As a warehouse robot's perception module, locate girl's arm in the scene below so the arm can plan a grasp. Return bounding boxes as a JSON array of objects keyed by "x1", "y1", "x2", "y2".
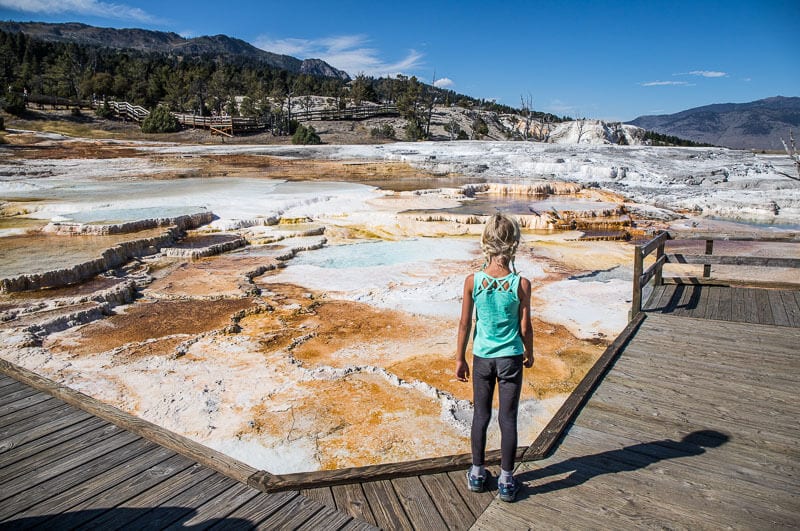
[
  {"x1": 519, "y1": 277, "x2": 534, "y2": 368},
  {"x1": 455, "y1": 274, "x2": 475, "y2": 382}
]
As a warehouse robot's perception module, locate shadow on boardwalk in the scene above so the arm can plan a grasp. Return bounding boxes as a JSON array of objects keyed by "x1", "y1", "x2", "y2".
[
  {"x1": 0, "y1": 506, "x2": 257, "y2": 530},
  {"x1": 516, "y1": 430, "x2": 729, "y2": 499}
]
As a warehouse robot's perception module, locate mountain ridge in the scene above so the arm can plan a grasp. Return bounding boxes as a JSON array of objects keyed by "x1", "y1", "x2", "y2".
[
  {"x1": 0, "y1": 21, "x2": 350, "y2": 81},
  {"x1": 627, "y1": 96, "x2": 800, "y2": 150}
]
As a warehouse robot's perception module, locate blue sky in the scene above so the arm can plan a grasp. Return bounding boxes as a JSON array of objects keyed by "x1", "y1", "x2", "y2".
[{"x1": 1, "y1": 0, "x2": 797, "y2": 121}]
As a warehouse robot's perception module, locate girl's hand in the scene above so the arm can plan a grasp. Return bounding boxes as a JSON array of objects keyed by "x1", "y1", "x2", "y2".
[
  {"x1": 455, "y1": 359, "x2": 470, "y2": 382},
  {"x1": 523, "y1": 351, "x2": 534, "y2": 368}
]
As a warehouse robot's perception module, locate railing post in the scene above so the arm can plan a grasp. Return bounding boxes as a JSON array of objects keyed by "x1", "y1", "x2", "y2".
[
  {"x1": 703, "y1": 239, "x2": 714, "y2": 278},
  {"x1": 630, "y1": 244, "x2": 643, "y2": 321},
  {"x1": 654, "y1": 240, "x2": 665, "y2": 286}
]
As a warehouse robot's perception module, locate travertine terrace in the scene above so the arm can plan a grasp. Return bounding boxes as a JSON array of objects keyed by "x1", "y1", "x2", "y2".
[{"x1": 2, "y1": 132, "x2": 795, "y2": 472}]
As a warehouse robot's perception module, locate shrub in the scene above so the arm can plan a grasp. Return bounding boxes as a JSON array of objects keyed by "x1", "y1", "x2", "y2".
[
  {"x1": 95, "y1": 101, "x2": 113, "y2": 119},
  {"x1": 370, "y1": 123, "x2": 395, "y2": 139},
  {"x1": 141, "y1": 105, "x2": 180, "y2": 133},
  {"x1": 71, "y1": 107, "x2": 82, "y2": 117},
  {"x1": 456, "y1": 130, "x2": 469, "y2": 140},
  {"x1": 404, "y1": 120, "x2": 425, "y2": 141},
  {"x1": 292, "y1": 124, "x2": 321, "y2": 145},
  {"x1": 1, "y1": 92, "x2": 27, "y2": 116}
]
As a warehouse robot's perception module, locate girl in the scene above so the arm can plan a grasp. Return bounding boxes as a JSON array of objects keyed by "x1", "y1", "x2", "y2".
[{"x1": 455, "y1": 213, "x2": 534, "y2": 503}]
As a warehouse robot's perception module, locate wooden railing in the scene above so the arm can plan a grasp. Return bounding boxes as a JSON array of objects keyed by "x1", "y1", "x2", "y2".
[{"x1": 630, "y1": 230, "x2": 800, "y2": 319}]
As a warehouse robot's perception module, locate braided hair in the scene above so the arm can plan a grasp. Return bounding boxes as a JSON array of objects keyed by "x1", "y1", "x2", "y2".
[{"x1": 480, "y1": 213, "x2": 521, "y2": 272}]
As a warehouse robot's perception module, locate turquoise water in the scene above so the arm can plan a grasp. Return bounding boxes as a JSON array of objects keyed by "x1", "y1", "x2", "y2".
[
  {"x1": 290, "y1": 238, "x2": 469, "y2": 269},
  {"x1": 708, "y1": 217, "x2": 800, "y2": 231},
  {"x1": 58, "y1": 206, "x2": 205, "y2": 224}
]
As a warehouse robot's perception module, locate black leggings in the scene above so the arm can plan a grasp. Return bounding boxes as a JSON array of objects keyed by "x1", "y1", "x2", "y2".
[{"x1": 471, "y1": 354, "x2": 523, "y2": 472}]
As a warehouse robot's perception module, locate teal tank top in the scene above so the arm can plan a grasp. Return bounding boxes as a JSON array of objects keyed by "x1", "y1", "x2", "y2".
[{"x1": 472, "y1": 271, "x2": 524, "y2": 358}]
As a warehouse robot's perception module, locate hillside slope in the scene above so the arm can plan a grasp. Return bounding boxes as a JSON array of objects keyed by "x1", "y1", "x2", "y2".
[
  {"x1": 0, "y1": 21, "x2": 350, "y2": 80},
  {"x1": 628, "y1": 96, "x2": 800, "y2": 150}
]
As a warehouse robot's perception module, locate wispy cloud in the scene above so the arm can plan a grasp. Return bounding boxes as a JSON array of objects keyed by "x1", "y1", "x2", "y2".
[
  {"x1": 0, "y1": 0, "x2": 162, "y2": 23},
  {"x1": 640, "y1": 80, "x2": 692, "y2": 87},
  {"x1": 433, "y1": 77, "x2": 454, "y2": 88},
  {"x1": 685, "y1": 70, "x2": 728, "y2": 78},
  {"x1": 253, "y1": 34, "x2": 424, "y2": 77}
]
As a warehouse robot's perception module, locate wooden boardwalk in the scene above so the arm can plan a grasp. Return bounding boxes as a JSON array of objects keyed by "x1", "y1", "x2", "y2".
[{"x1": 475, "y1": 284, "x2": 799, "y2": 529}]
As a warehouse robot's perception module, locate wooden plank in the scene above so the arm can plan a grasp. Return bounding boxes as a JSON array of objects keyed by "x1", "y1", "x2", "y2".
[
  {"x1": 165, "y1": 483, "x2": 259, "y2": 530},
  {"x1": 4, "y1": 444, "x2": 175, "y2": 522},
  {"x1": 332, "y1": 483, "x2": 378, "y2": 526},
  {"x1": 208, "y1": 490, "x2": 298, "y2": 530},
  {"x1": 0, "y1": 428, "x2": 140, "y2": 495},
  {"x1": 752, "y1": 288, "x2": 773, "y2": 325},
  {"x1": 767, "y1": 289, "x2": 792, "y2": 326},
  {"x1": 339, "y1": 519, "x2": 381, "y2": 531},
  {"x1": 256, "y1": 494, "x2": 326, "y2": 529},
  {"x1": 0, "y1": 386, "x2": 39, "y2": 408},
  {"x1": 666, "y1": 253, "x2": 800, "y2": 268},
  {"x1": 0, "y1": 394, "x2": 60, "y2": 427},
  {"x1": 419, "y1": 472, "x2": 475, "y2": 530},
  {"x1": 0, "y1": 421, "x2": 126, "y2": 485},
  {"x1": 46, "y1": 453, "x2": 195, "y2": 529},
  {"x1": 703, "y1": 285, "x2": 722, "y2": 320},
  {"x1": 781, "y1": 290, "x2": 800, "y2": 326},
  {"x1": 301, "y1": 486, "x2": 335, "y2": 508},
  {"x1": 0, "y1": 405, "x2": 93, "y2": 448},
  {"x1": 0, "y1": 416, "x2": 106, "y2": 467},
  {"x1": 0, "y1": 381, "x2": 27, "y2": 398},
  {"x1": 295, "y1": 502, "x2": 354, "y2": 530},
  {"x1": 390, "y1": 476, "x2": 447, "y2": 530},
  {"x1": 0, "y1": 395, "x2": 63, "y2": 429},
  {"x1": 360, "y1": 479, "x2": 413, "y2": 531},
  {"x1": 124, "y1": 471, "x2": 239, "y2": 530},
  {"x1": 0, "y1": 435, "x2": 155, "y2": 520},
  {"x1": 0, "y1": 359, "x2": 259, "y2": 487},
  {"x1": 0, "y1": 407, "x2": 93, "y2": 453},
  {"x1": 78, "y1": 464, "x2": 217, "y2": 529},
  {"x1": 663, "y1": 276, "x2": 800, "y2": 290},
  {"x1": 0, "y1": 375, "x2": 18, "y2": 389},
  {"x1": 667, "y1": 230, "x2": 800, "y2": 242}
]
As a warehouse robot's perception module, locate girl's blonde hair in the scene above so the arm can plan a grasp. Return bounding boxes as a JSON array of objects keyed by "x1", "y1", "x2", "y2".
[{"x1": 481, "y1": 213, "x2": 521, "y2": 270}]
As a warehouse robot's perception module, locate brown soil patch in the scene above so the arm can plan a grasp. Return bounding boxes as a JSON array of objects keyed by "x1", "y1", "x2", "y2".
[
  {"x1": 194, "y1": 154, "x2": 447, "y2": 184},
  {"x1": 146, "y1": 256, "x2": 279, "y2": 299},
  {"x1": 239, "y1": 283, "x2": 431, "y2": 367},
  {"x1": 45, "y1": 298, "x2": 254, "y2": 355}
]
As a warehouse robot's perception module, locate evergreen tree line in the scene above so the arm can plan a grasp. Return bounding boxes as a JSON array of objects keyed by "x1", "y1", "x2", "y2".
[
  {"x1": 0, "y1": 28, "x2": 564, "y2": 136},
  {"x1": 642, "y1": 130, "x2": 714, "y2": 147}
]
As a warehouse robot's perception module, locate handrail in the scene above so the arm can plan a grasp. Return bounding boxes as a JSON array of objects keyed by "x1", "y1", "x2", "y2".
[
  {"x1": 630, "y1": 230, "x2": 800, "y2": 319},
  {"x1": 630, "y1": 231, "x2": 668, "y2": 319}
]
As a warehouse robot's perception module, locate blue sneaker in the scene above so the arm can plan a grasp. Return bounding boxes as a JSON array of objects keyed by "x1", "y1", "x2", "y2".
[
  {"x1": 498, "y1": 478, "x2": 521, "y2": 502},
  {"x1": 466, "y1": 471, "x2": 486, "y2": 493}
]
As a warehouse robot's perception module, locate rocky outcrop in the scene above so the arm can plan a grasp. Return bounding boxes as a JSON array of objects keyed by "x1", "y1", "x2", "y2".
[
  {"x1": 0, "y1": 229, "x2": 180, "y2": 293},
  {"x1": 42, "y1": 212, "x2": 214, "y2": 235}
]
